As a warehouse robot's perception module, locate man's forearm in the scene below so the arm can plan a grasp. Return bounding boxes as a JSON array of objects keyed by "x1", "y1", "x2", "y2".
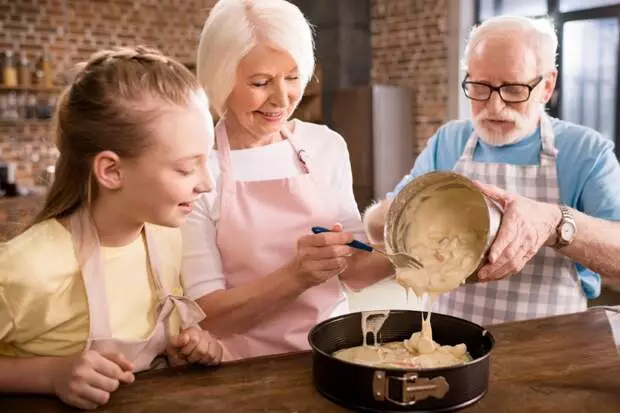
[{"x1": 557, "y1": 208, "x2": 620, "y2": 279}]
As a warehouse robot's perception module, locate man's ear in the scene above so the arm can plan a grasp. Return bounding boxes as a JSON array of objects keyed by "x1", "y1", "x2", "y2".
[
  {"x1": 92, "y1": 151, "x2": 123, "y2": 190},
  {"x1": 541, "y1": 70, "x2": 558, "y2": 104}
]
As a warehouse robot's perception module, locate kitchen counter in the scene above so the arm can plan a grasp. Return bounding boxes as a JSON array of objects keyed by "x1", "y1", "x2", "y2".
[{"x1": 2, "y1": 307, "x2": 620, "y2": 412}]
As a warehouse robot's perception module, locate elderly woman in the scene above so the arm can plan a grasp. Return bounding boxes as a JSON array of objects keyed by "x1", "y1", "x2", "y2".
[{"x1": 181, "y1": 0, "x2": 393, "y2": 361}]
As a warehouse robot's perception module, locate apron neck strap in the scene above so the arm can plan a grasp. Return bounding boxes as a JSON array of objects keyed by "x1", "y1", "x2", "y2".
[
  {"x1": 70, "y1": 208, "x2": 112, "y2": 337},
  {"x1": 142, "y1": 224, "x2": 169, "y2": 299},
  {"x1": 215, "y1": 118, "x2": 312, "y2": 192},
  {"x1": 70, "y1": 208, "x2": 169, "y2": 339},
  {"x1": 539, "y1": 114, "x2": 557, "y2": 160}
]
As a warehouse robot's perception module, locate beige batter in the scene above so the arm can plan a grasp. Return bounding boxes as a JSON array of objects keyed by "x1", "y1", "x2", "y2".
[
  {"x1": 395, "y1": 185, "x2": 487, "y2": 297},
  {"x1": 333, "y1": 185, "x2": 484, "y2": 369},
  {"x1": 333, "y1": 308, "x2": 470, "y2": 369}
]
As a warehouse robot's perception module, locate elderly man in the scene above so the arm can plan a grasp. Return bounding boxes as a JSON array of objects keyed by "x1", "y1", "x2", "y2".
[{"x1": 365, "y1": 15, "x2": 620, "y2": 325}]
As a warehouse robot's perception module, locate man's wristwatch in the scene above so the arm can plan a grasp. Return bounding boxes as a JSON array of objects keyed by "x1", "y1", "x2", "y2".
[{"x1": 553, "y1": 205, "x2": 577, "y2": 248}]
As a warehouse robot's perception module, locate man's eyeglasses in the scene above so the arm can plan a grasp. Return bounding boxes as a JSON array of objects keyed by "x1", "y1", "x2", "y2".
[{"x1": 461, "y1": 75, "x2": 544, "y2": 104}]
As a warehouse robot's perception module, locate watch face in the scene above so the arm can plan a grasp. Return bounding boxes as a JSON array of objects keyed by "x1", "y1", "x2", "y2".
[{"x1": 561, "y1": 222, "x2": 576, "y2": 240}]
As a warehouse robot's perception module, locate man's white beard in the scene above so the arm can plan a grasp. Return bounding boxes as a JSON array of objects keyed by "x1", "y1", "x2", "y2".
[{"x1": 473, "y1": 104, "x2": 544, "y2": 147}]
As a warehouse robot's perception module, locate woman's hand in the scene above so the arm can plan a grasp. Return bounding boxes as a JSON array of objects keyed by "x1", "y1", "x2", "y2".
[
  {"x1": 291, "y1": 223, "x2": 354, "y2": 288},
  {"x1": 50, "y1": 350, "x2": 135, "y2": 410},
  {"x1": 167, "y1": 327, "x2": 223, "y2": 366}
]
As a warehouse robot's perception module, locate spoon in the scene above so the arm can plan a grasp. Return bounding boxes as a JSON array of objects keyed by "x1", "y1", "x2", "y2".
[{"x1": 311, "y1": 226, "x2": 424, "y2": 269}]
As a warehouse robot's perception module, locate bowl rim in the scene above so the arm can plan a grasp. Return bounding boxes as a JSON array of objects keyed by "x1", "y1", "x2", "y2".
[
  {"x1": 308, "y1": 309, "x2": 496, "y2": 373},
  {"x1": 385, "y1": 171, "x2": 493, "y2": 284}
]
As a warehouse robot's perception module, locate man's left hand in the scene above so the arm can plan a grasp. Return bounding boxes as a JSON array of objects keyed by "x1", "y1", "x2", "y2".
[{"x1": 474, "y1": 181, "x2": 562, "y2": 281}]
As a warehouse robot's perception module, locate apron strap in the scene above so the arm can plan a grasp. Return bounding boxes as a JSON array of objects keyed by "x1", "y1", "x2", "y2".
[
  {"x1": 143, "y1": 225, "x2": 172, "y2": 300},
  {"x1": 214, "y1": 119, "x2": 313, "y2": 193},
  {"x1": 280, "y1": 120, "x2": 312, "y2": 173},
  {"x1": 144, "y1": 225, "x2": 206, "y2": 336},
  {"x1": 459, "y1": 128, "x2": 479, "y2": 161},
  {"x1": 70, "y1": 209, "x2": 113, "y2": 339},
  {"x1": 539, "y1": 114, "x2": 558, "y2": 166}
]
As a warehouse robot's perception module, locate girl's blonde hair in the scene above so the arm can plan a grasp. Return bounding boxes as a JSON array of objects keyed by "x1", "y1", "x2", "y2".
[{"x1": 33, "y1": 45, "x2": 202, "y2": 225}]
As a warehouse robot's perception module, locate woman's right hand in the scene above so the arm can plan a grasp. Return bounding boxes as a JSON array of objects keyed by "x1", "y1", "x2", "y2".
[
  {"x1": 50, "y1": 350, "x2": 135, "y2": 410},
  {"x1": 291, "y1": 223, "x2": 354, "y2": 288}
]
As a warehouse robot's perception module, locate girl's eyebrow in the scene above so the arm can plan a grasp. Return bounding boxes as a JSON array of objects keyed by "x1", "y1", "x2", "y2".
[{"x1": 174, "y1": 154, "x2": 202, "y2": 162}]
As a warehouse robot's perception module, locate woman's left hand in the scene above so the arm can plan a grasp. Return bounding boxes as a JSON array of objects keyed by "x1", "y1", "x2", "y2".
[
  {"x1": 166, "y1": 327, "x2": 223, "y2": 366},
  {"x1": 474, "y1": 181, "x2": 561, "y2": 281}
]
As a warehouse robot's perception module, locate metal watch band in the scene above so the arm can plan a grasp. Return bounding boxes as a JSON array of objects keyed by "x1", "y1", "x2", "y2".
[{"x1": 554, "y1": 205, "x2": 575, "y2": 248}]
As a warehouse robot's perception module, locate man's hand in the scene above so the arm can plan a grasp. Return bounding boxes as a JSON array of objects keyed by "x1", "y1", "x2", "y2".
[{"x1": 474, "y1": 181, "x2": 561, "y2": 281}]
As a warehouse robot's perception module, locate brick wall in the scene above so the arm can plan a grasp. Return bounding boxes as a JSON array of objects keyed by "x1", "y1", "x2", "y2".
[
  {"x1": 370, "y1": 0, "x2": 450, "y2": 155},
  {"x1": 1, "y1": 0, "x2": 452, "y2": 186},
  {"x1": 0, "y1": 0, "x2": 215, "y2": 186}
]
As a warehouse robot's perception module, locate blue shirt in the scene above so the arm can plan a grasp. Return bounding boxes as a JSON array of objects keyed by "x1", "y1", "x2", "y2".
[{"x1": 388, "y1": 118, "x2": 620, "y2": 299}]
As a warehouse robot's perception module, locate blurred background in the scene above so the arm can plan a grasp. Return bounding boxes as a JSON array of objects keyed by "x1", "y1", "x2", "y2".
[{"x1": 1, "y1": 0, "x2": 618, "y2": 310}]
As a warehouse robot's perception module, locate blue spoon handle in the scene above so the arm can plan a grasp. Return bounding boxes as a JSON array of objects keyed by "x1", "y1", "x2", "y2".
[{"x1": 311, "y1": 226, "x2": 373, "y2": 252}]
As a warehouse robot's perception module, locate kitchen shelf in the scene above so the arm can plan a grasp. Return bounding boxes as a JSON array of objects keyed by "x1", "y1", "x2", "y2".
[
  {"x1": 0, "y1": 85, "x2": 63, "y2": 93},
  {"x1": 0, "y1": 119, "x2": 52, "y2": 126}
]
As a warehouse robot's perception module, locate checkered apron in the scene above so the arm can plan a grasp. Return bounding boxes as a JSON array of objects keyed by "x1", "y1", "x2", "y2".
[{"x1": 434, "y1": 115, "x2": 587, "y2": 325}]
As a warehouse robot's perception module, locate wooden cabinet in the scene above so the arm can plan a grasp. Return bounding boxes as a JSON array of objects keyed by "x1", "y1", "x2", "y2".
[
  {"x1": 330, "y1": 85, "x2": 413, "y2": 211},
  {"x1": 293, "y1": 63, "x2": 322, "y2": 123}
]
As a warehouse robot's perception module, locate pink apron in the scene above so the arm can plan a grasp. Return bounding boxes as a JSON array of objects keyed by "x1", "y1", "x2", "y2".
[
  {"x1": 214, "y1": 120, "x2": 347, "y2": 361},
  {"x1": 70, "y1": 208, "x2": 205, "y2": 372}
]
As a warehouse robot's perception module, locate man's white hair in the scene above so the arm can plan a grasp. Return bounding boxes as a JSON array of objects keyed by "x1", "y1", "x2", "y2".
[
  {"x1": 197, "y1": 0, "x2": 315, "y2": 117},
  {"x1": 462, "y1": 15, "x2": 558, "y2": 74}
]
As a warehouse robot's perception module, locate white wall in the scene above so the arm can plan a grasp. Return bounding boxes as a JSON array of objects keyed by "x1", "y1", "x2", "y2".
[
  {"x1": 347, "y1": 0, "x2": 475, "y2": 313},
  {"x1": 451, "y1": 0, "x2": 475, "y2": 121}
]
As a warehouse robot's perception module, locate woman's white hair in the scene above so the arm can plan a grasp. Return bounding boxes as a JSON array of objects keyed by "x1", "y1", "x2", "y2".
[
  {"x1": 462, "y1": 15, "x2": 558, "y2": 74},
  {"x1": 197, "y1": 0, "x2": 315, "y2": 117}
]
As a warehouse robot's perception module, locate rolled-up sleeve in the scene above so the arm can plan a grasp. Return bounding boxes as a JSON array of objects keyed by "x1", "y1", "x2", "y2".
[{"x1": 181, "y1": 196, "x2": 226, "y2": 300}]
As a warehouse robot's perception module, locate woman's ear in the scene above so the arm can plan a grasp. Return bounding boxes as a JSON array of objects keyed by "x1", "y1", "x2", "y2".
[{"x1": 92, "y1": 151, "x2": 123, "y2": 190}]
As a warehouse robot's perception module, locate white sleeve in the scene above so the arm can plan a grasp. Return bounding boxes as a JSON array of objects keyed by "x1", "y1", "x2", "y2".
[
  {"x1": 180, "y1": 194, "x2": 226, "y2": 300},
  {"x1": 327, "y1": 126, "x2": 367, "y2": 241}
]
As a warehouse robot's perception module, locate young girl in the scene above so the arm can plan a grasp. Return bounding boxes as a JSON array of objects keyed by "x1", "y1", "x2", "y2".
[{"x1": 0, "y1": 46, "x2": 222, "y2": 410}]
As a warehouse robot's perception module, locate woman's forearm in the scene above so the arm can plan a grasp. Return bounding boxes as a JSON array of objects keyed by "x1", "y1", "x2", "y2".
[
  {"x1": 196, "y1": 262, "x2": 308, "y2": 337},
  {"x1": 339, "y1": 252, "x2": 394, "y2": 291}
]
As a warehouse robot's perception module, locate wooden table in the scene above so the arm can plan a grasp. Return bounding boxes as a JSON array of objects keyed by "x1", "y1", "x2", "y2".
[{"x1": 2, "y1": 308, "x2": 620, "y2": 412}]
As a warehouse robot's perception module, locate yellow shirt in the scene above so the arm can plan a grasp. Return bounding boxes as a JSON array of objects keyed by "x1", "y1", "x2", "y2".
[{"x1": 0, "y1": 219, "x2": 184, "y2": 357}]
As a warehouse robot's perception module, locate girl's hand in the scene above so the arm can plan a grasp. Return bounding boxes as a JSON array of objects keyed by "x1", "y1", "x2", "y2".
[
  {"x1": 167, "y1": 327, "x2": 223, "y2": 366},
  {"x1": 51, "y1": 350, "x2": 135, "y2": 410}
]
